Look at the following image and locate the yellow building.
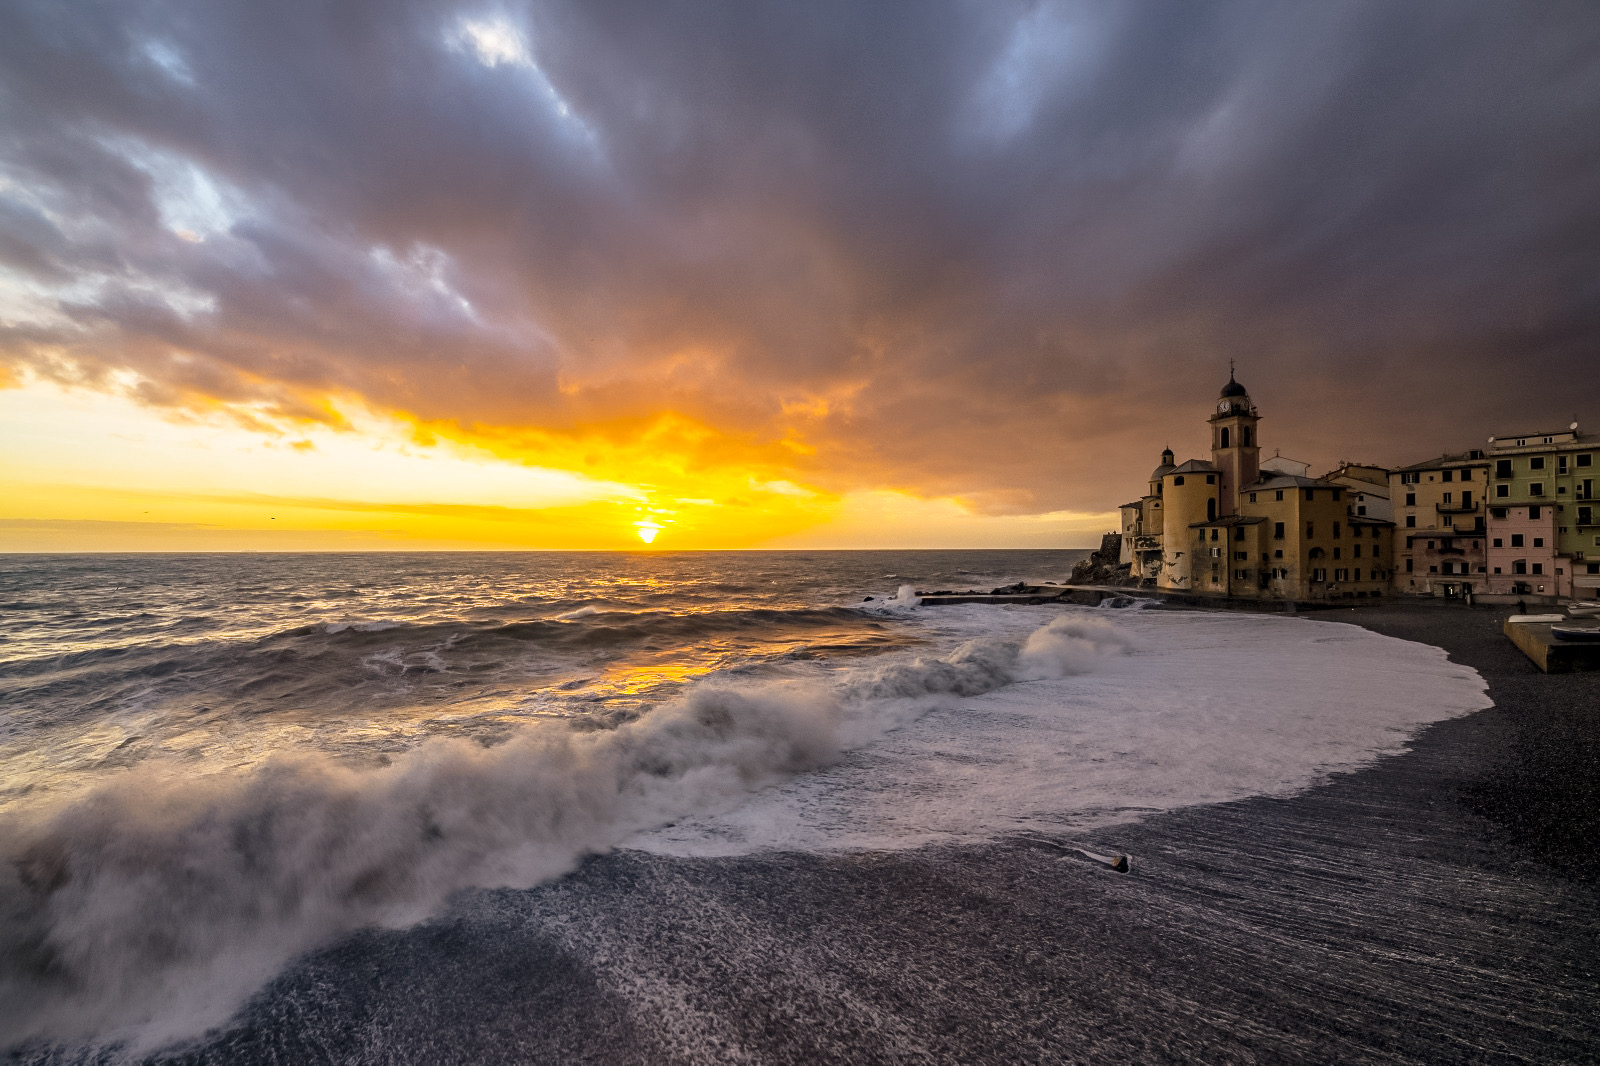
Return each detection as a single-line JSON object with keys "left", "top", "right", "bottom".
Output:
{"left": 1121, "top": 375, "right": 1395, "bottom": 601}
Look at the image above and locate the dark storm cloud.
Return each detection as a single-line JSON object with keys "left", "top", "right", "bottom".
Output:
{"left": 2, "top": 0, "right": 1599, "bottom": 509}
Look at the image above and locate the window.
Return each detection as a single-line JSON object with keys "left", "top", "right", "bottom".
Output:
{"left": 1173, "top": 476, "right": 1184, "bottom": 486}
{"left": 1335, "top": 568, "right": 1349, "bottom": 581}
{"left": 1533, "top": 538, "right": 1543, "bottom": 548}
{"left": 1497, "top": 485, "right": 1509, "bottom": 498}
{"left": 1235, "top": 551, "right": 1247, "bottom": 560}
{"left": 1304, "top": 489, "right": 1316, "bottom": 501}
{"left": 1234, "top": 526, "right": 1245, "bottom": 541}
{"left": 1427, "top": 540, "right": 1435, "bottom": 549}
{"left": 1493, "top": 567, "right": 1501, "bottom": 574}
{"left": 1333, "top": 522, "right": 1341, "bottom": 538}
{"left": 1242, "top": 426, "right": 1252, "bottom": 446}
{"left": 1405, "top": 558, "right": 1413, "bottom": 573}
{"left": 1333, "top": 547, "right": 1341, "bottom": 560}
{"left": 1358, "top": 506, "right": 1367, "bottom": 515}
{"left": 1496, "top": 459, "right": 1512, "bottom": 478}
{"left": 1275, "top": 490, "right": 1284, "bottom": 501}
{"left": 1581, "top": 507, "right": 1593, "bottom": 525}
{"left": 1493, "top": 538, "right": 1503, "bottom": 548}
{"left": 1530, "top": 456, "right": 1545, "bottom": 470}
{"left": 1530, "top": 506, "right": 1541, "bottom": 520}
{"left": 1274, "top": 549, "right": 1283, "bottom": 559}
{"left": 1532, "top": 563, "right": 1544, "bottom": 575}
{"left": 1559, "top": 456, "right": 1569, "bottom": 474}
{"left": 1443, "top": 493, "right": 1452, "bottom": 504}
{"left": 1460, "top": 469, "right": 1472, "bottom": 481}
{"left": 1530, "top": 483, "right": 1545, "bottom": 496}
{"left": 1513, "top": 560, "right": 1527, "bottom": 574}
{"left": 1589, "top": 563, "right": 1599, "bottom": 575}
{"left": 1206, "top": 475, "right": 1215, "bottom": 484}
{"left": 1579, "top": 454, "right": 1593, "bottom": 467}
{"left": 1273, "top": 522, "right": 1285, "bottom": 539}
{"left": 1406, "top": 493, "right": 1416, "bottom": 506}
{"left": 1219, "top": 428, "right": 1230, "bottom": 448}
{"left": 1354, "top": 569, "right": 1362, "bottom": 581}
{"left": 1333, "top": 489, "right": 1342, "bottom": 501}
{"left": 1429, "top": 565, "right": 1438, "bottom": 573}
{"left": 1306, "top": 523, "right": 1315, "bottom": 537}
{"left": 1249, "top": 493, "right": 1257, "bottom": 503}
{"left": 1511, "top": 534, "right": 1524, "bottom": 547}
{"left": 1492, "top": 507, "right": 1508, "bottom": 519}
{"left": 1442, "top": 469, "right": 1453, "bottom": 482}
{"left": 1354, "top": 544, "right": 1362, "bottom": 558}
{"left": 1406, "top": 515, "right": 1416, "bottom": 527}
{"left": 1210, "top": 528, "right": 1219, "bottom": 541}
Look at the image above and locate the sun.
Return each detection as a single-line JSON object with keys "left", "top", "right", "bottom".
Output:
{"left": 635, "top": 521, "right": 662, "bottom": 544}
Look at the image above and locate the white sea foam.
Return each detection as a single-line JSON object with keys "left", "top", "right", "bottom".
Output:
{"left": 0, "top": 607, "right": 1489, "bottom": 1051}
{"left": 0, "top": 611, "right": 1123, "bottom": 1050}
{"left": 629, "top": 609, "right": 1490, "bottom": 856}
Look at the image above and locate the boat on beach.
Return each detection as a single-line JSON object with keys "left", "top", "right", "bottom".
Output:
{"left": 1550, "top": 624, "right": 1600, "bottom": 642}
{"left": 1564, "top": 601, "right": 1600, "bottom": 618}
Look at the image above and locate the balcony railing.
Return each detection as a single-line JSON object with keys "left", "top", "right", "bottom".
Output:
{"left": 1435, "top": 502, "right": 1481, "bottom": 514}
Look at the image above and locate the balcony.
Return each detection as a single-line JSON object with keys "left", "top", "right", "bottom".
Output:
{"left": 1435, "top": 502, "right": 1481, "bottom": 514}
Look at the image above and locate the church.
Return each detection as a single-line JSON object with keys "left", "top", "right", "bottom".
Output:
{"left": 1119, "top": 375, "right": 1395, "bottom": 601}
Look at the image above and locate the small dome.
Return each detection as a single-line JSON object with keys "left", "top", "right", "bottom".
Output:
{"left": 1150, "top": 448, "right": 1177, "bottom": 481}
{"left": 1220, "top": 375, "right": 1248, "bottom": 398}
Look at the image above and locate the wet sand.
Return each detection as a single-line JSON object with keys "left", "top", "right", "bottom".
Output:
{"left": 50, "top": 602, "right": 1600, "bottom": 1064}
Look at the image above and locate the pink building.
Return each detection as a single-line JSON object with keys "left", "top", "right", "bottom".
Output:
{"left": 1485, "top": 503, "right": 1565, "bottom": 599}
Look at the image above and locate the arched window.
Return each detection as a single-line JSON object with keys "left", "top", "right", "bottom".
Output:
{"left": 1220, "top": 427, "right": 1230, "bottom": 449}
{"left": 1309, "top": 547, "right": 1325, "bottom": 560}
{"left": 1242, "top": 426, "right": 1252, "bottom": 447}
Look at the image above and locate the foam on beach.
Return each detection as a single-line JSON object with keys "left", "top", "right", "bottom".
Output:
{"left": 629, "top": 609, "right": 1492, "bottom": 855}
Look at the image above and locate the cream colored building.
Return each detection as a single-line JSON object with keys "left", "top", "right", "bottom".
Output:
{"left": 1121, "top": 376, "right": 1395, "bottom": 601}
{"left": 1389, "top": 451, "right": 1489, "bottom": 598}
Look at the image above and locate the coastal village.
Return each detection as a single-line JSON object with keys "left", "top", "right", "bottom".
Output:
{"left": 1114, "top": 374, "right": 1598, "bottom": 607}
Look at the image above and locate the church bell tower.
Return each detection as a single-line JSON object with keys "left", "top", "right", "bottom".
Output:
{"left": 1209, "top": 368, "right": 1260, "bottom": 517}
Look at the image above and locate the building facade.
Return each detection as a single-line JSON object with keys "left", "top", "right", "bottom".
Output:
{"left": 1484, "top": 426, "right": 1598, "bottom": 600}
{"left": 1323, "top": 462, "right": 1393, "bottom": 521}
{"left": 1389, "top": 451, "right": 1489, "bottom": 598}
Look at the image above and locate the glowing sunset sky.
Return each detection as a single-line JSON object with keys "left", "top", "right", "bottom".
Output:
{"left": 3, "top": 1, "right": 1598, "bottom": 550}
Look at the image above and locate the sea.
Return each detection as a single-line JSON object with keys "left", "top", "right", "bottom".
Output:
{"left": 0, "top": 550, "right": 1491, "bottom": 1057}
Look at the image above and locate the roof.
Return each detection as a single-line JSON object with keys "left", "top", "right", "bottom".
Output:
{"left": 1168, "top": 459, "right": 1218, "bottom": 475}
{"left": 1189, "top": 515, "right": 1266, "bottom": 528}
{"left": 1394, "top": 452, "right": 1490, "bottom": 473}
{"left": 1248, "top": 474, "right": 1332, "bottom": 491}
{"left": 1489, "top": 427, "right": 1580, "bottom": 441}
{"left": 1349, "top": 516, "right": 1396, "bottom": 527}
{"left": 1220, "top": 374, "right": 1248, "bottom": 398}
{"left": 1119, "top": 500, "right": 1144, "bottom": 510}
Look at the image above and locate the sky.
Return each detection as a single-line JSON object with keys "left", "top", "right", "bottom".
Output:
{"left": 2, "top": 0, "right": 1599, "bottom": 551}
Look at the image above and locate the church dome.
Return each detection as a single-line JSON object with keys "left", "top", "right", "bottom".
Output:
{"left": 1220, "top": 375, "right": 1248, "bottom": 398}
{"left": 1150, "top": 447, "right": 1177, "bottom": 481}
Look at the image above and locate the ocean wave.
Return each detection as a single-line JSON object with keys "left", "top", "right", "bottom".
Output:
{"left": 0, "top": 613, "right": 1130, "bottom": 1052}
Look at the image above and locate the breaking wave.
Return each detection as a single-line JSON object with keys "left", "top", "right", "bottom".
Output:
{"left": 0, "top": 615, "right": 1132, "bottom": 1051}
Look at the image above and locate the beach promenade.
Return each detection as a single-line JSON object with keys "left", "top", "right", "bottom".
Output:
{"left": 137, "top": 602, "right": 1600, "bottom": 1065}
